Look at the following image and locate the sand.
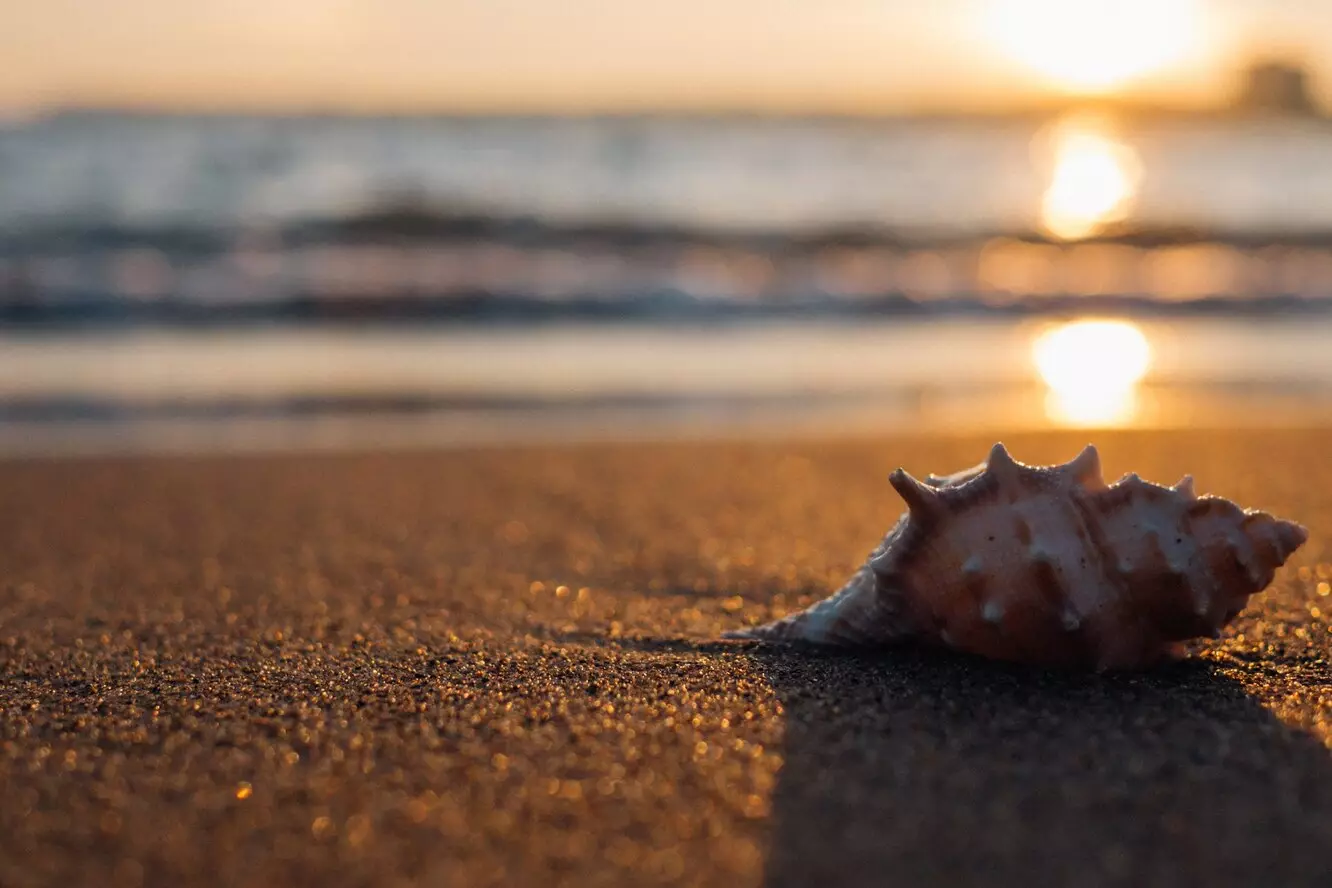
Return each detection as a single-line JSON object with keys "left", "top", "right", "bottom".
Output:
{"left": 1, "top": 428, "right": 1330, "bottom": 887}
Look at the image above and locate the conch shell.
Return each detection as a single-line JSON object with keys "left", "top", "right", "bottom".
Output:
{"left": 725, "top": 443, "right": 1307, "bottom": 670}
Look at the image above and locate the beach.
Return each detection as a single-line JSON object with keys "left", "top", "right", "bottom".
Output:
{"left": 2, "top": 427, "right": 1330, "bottom": 887}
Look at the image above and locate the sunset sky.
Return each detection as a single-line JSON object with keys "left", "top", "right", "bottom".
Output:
{"left": 3, "top": 1, "right": 1332, "bottom": 113}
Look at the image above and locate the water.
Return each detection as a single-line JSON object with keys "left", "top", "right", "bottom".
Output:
{"left": 4, "top": 112, "right": 1332, "bottom": 453}
{"left": 5, "top": 112, "right": 1332, "bottom": 236}
{"left": 5, "top": 112, "right": 1332, "bottom": 320}
{"left": 5, "top": 316, "right": 1332, "bottom": 455}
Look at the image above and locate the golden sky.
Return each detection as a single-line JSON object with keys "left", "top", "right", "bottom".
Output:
{"left": 2, "top": 0, "right": 1330, "bottom": 112}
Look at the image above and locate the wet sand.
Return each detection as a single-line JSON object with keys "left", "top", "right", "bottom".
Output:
{"left": 2, "top": 429, "right": 1331, "bottom": 887}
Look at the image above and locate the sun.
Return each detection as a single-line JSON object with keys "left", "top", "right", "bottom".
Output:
{"left": 983, "top": 0, "right": 1203, "bottom": 93}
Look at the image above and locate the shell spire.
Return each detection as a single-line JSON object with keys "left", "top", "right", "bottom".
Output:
{"left": 985, "top": 441, "right": 1023, "bottom": 487}
{"left": 1065, "top": 444, "right": 1104, "bottom": 489}
{"left": 888, "top": 468, "right": 945, "bottom": 520}
{"left": 724, "top": 444, "right": 1307, "bottom": 670}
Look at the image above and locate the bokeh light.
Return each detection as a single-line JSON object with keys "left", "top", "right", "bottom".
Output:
{"left": 1033, "top": 319, "right": 1152, "bottom": 426}
{"left": 1039, "top": 116, "right": 1142, "bottom": 240}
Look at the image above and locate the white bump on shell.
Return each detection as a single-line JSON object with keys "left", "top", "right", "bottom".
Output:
{"left": 1028, "top": 544, "right": 1054, "bottom": 563}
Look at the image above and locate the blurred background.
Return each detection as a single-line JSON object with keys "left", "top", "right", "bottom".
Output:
{"left": 4, "top": 0, "right": 1332, "bottom": 454}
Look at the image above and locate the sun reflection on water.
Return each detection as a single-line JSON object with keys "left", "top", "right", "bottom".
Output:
{"left": 1033, "top": 319, "right": 1151, "bottom": 426}
{"left": 1039, "top": 117, "right": 1141, "bottom": 241}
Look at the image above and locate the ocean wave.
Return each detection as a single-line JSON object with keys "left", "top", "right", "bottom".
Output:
{"left": 4, "top": 208, "right": 1332, "bottom": 327}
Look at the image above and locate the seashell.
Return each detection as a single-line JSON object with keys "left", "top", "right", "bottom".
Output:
{"left": 724, "top": 443, "right": 1308, "bottom": 670}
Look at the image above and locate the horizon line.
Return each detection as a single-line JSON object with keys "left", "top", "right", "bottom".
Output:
{"left": 12, "top": 91, "right": 1327, "bottom": 121}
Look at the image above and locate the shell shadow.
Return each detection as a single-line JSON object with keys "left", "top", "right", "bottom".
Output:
{"left": 747, "top": 646, "right": 1332, "bottom": 888}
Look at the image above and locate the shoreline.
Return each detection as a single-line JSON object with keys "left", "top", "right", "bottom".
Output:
{"left": 5, "top": 383, "right": 1332, "bottom": 459}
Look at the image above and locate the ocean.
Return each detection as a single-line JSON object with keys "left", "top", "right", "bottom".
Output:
{"left": 3, "top": 111, "right": 1332, "bottom": 453}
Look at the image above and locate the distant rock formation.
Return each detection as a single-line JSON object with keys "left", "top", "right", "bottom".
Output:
{"left": 1236, "top": 60, "right": 1320, "bottom": 116}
